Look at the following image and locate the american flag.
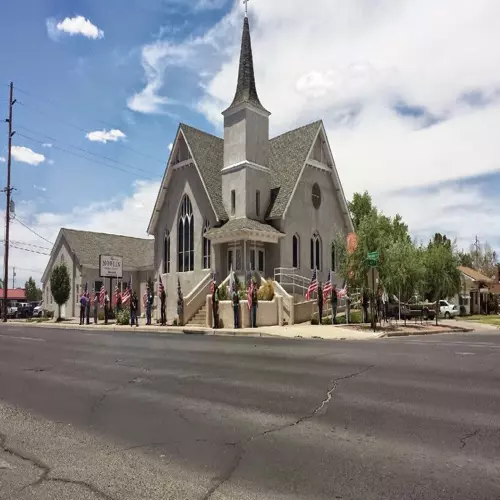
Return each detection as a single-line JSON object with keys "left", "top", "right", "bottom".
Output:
{"left": 209, "top": 272, "right": 216, "bottom": 294}
{"left": 337, "top": 281, "right": 348, "bottom": 299}
{"left": 158, "top": 275, "right": 164, "bottom": 295}
{"left": 323, "top": 270, "right": 332, "bottom": 300}
{"left": 247, "top": 270, "right": 254, "bottom": 311}
{"left": 305, "top": 268, "right": 318, "bottom": 301}
{"left": 90, "top": 288, "right": 95, "bottom": 306}
{"left": 122, "top": 279, "right": 131, "bottom": 305}
{"left": 99, "top": 285, "right": 105, "bottom": 306}
{"left": 143, "top": 289, "right": 148, "bottom": 308}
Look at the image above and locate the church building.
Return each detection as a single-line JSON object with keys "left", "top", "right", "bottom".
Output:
{"left": 148, "top": 12, "right": 353, "bottom": 322}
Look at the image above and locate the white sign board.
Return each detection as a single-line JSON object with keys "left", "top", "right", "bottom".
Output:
{"left": 99, "top": 255, "right": 123, "bottom": 278}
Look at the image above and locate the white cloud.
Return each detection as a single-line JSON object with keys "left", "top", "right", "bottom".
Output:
{"left": 33, "top": 185, "right": 47, "bottom": 192}
{"left": 85, "top": 129, "right": 126, "bottom": 144}
{"left": 42, "top": 143, "right": 52, "bottom": 148}
{"left": 11, "top": 146, "right": 45, "bottom": 166}
{"left": 48, "top": 15, "right": 104, "bottom": 40}
{"left": 168, "top": 143, "right": 173, "bottom": 151}
{"left": 0, "top": 157, "right": 5, "bottom": 163}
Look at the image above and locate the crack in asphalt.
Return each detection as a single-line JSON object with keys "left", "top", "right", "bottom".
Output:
{"left": 1, "top": 431, "right": 114, "bottom": 498}
{"left": 201, "top": 365, "right": 376, "bottom": 500}
{"left": 91, "top": 376, "right": 147, "bottom": 414}
{"left": 460, "top": 429, "right": 480, "bottom": 449}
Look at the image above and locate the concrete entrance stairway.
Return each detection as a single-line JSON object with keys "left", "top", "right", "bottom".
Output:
{"left": 186, "top": 304, "right": 207, "bottom": 327}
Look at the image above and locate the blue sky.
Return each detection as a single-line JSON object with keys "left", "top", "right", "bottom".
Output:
{"left": 1, "top": 0, "right": 499, "bottom": 285}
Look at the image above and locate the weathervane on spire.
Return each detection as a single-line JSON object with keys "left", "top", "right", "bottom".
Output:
{"left": 243, "top": 0, "right": 249, "bottom": 17}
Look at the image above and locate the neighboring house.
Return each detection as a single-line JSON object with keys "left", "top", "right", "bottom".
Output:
{"left": 148, "top": 14, "right": 353, "bottom": 322}
{"left": 41, "top": 229, "right": 154, "bottom": 318}
{"left": 455, "top": 266, "right": 496, "bottom": 315}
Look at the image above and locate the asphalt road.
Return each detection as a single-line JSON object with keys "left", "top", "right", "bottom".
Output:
{"left": 1, "top": 325, "right": 500, "bottom": 500}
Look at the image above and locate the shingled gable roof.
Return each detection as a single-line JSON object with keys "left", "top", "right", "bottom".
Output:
{"left": 60, "top": 229, "right": 154, "bottom": 270}
{"left": 149, "top": 120, "right": 324, "bottom": 234}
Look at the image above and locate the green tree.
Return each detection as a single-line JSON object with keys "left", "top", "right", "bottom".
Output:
{"left": 50, "top": 264, "right": 71, "bottom": 321}
{"left": 25, "top": 276, "right": 42, "bottom": 301}
{"left": 424, "top": 240, "right": 461, "bottom": 325}
{"left": 348, "top": 191, "right": 374, "bottom": 230}
{"left": 384, "top": 239, "right": 424, "bottom": 325}
{"left": 458, "top": 251, "right": 474, "bottom": 268}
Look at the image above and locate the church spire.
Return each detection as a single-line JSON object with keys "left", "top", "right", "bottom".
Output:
{"left": 224, "top": 15, "right": 269, "bottom": 115}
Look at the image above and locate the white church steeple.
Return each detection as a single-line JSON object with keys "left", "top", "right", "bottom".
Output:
{"left": 221, "top": 12, "right": 271, "bottom": 221}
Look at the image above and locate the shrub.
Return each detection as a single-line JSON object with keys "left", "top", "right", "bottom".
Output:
{"left": 98, "top": 311, "right": 104, "bottom": 321}
{"left": 459, "top": 305, "right": 467, "bottom": 316}
{"left": 218, "top": 285, "right": 228, "bottom": 301}
{"left": 117, "top": 309, "right": 130, "bottom": 325}
{"left": 44, "top": 310, "right": 54, "bottom": 319}
{"left": 257, "top": 279, "right": 275, "bottom": 301}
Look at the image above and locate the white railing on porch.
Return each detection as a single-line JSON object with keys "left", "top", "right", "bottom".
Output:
{"left": 274, "top": 268, "right": 310, "bottom": 298}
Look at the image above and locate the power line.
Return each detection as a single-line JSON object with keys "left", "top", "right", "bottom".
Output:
{"left": 16, "top": 125, "right": 162, "bottom": 178}
{"left": 10, "top": 240, "right": 51, "bottom": 251}
{"left": 16, "top": 132, "right": 162, "bottom": 180}
{"left": 14, "top": 89, "right": 167, "bottom": 163}
{"left": 0, "top": 240, "right": 50, "bottom": 256}
{"left": 11, "top": 216, "right": 54, "bottom": 245}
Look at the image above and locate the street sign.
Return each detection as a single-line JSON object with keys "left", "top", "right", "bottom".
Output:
{"left": 367, "top": 251, "right": 379, "bottom": 267}
{"left": 99, "top": 255, "right": 123, "bottom": 278}
{"left": 367, "top": 267, "right": 379, "bottom": 291}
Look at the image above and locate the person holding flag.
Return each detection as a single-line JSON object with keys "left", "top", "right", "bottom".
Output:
{"left": 115, "top": 284, "right": 122, "bottom": 312}
{"left": 317, "top": 280, "right": 324, "bottom": 325}
{"left": 93, "top": 288, "right": 99, "bottom": 324}
{"left": 305, "top": 269, "right": 318, "bottom": 301}
{"left": 121, "top": 278, "right": 131, "bottom": 306}
{"left": 84, "top": 282, "right": 90, "bottom": 325}
{"left": 130, "top": 291, "right": 139, "bottom": 327}
{"left": 330, "top": 283, "right": 338, "bottom": 324}
{"left": 248, "top": 275, "right": 258, "bottom": 328}
{"left": 144, "top": 284, "right": 153, "bottom": 325}
{"left": 159, "top": 276, "right": 167, "bottom": 326}
{"left": 212, "top": 280, "right": 220, "bottom": 329}
{"left": 79, "top": 287, "right": 87, "bottom": 325}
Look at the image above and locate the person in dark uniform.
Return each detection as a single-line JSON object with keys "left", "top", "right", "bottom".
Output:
{"left": 317, "top": 281, "right": 324, "bottom": 325}
{"left": 145, "top": 286, "right": 153, "bottom": 325}
{"left": 160, "top": 287, "right": 167, "bottom": 326}
{"left": 331, "top": 283, "right": 338, "bottom": 324}
{"left": 250, "top": 279, "right": 258, "bottom": 328}
{"left": 104, "top": 290, "right": 110, "bottom": 325}
{"left": 79, "top": 293, "right": 87, "bottom": 325}
{"left": 212, "top": 282, "right": 219, "bottom": 329}
{"left": 232, "top": 283, "right": 240, "bottom": 328}
{"left": 130, "top": 291, "right": 139, "bottom": 327}
{"left": 93, "top": 291, "right": 98, "bottom": 324}
{"left": 85, "top": 292, "right": 90, "bottom": 325}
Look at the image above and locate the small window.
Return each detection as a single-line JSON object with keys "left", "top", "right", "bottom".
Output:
{"left": 250, "top": 249, "right": 256, "bottom": 270}
{"left": 163, "top": 230, "right": 171, "bottom": 274}
{"left": 202, "top": 220, "right": 211, "bottom": 269}
{"left": 228, "top": 250, "right": 233, "bottom": 273}
{"left": 94, "top": 281, "right": 103, "bottom": 294}
{"left": 258, "top": 250, "right": 264, "bottom": 273}
{"left": 311, "top": 232, "right": 322, "bottom": 270}
{"left": 312, "top": 183, "right": 321, "bottom": 209}
{"left": 231, "top": 190, "right": 236, "bottom": 216}
{"left": 256, "top": 190, "right": 260, "bottom": 217}
{"left": 292, "top": 235, "right": 300, "bottom": 268}
{"left": 60, "top": 254, "right": 65, "bottom": 263}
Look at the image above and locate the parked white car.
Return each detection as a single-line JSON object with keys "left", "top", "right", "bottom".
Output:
{"left": 439, "top": 300, "right": 459, "bottom": 319}
{"left": 33, "top": 302, "right": 43, "bottom": 317}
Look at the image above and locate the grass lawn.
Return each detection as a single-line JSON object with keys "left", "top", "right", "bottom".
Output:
{"left": 462, "top": 315, "right": 500, "bottom": 326}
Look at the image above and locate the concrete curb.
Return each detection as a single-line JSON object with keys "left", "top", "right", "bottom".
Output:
{"left": 380, "top": 327, "right": 474, "bottom": 338}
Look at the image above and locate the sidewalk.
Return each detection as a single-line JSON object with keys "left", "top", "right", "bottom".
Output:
{"left": 5, "top": 317, "right": 484, "bottom": 340}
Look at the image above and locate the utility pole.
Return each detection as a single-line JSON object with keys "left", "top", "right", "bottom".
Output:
{"left": 12, "top": 267, "right": 15, "bottom": 289}
{"left": 3, "top": 82, "right": 16, "bottom": 322}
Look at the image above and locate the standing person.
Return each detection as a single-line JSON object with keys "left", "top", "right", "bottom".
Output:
{"left": 145, "top": 285, "right": 153, "bottom": 325}
{"left": 85, "top": 292, "right": 90, "bottom": 325}
{"left": 93, "top": 290, "right": 99, "bottom": 324}
{"left": 160, "top": 286, "right": 166, "bottom": 326}
{"left": 79, "top": 293, "right": 87, "bottom": 325}
{"left": 212, "top": 282, "right": 219, "bottom": 329}
{"left": 331, "top": 283, "right": 338, "bottom": 324}
{"left": 317, "top": 281, "right": 324, "bottom": 325}
{"left": 104, "top": 290, "right": 110, "bottom": 325}
{"left": 232, "top": 283, "right": 240, "bottom": 329}
{"left": 250, "top": 279, "right": 258, "bottom": 328}
{"left": 130, "top": 291, "right": 139, "bottom": 327}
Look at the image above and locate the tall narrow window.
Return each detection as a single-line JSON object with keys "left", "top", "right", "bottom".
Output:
{"left": 202, "top": 220, "right": 211, "bottom": 269}
{"left": 163, "top": 230, "right": 171, "bottom": 274}
{"left": 258, "top": 250, "right": 264, "bottom": 273}
{"left": 292, "top": 235, "right": 300, "bottom": 268}
{"left": 177, "top": 195, "right": 194, "bottom": 272}
{"left": 256, "top": 190, "right": 260, "bottom": 217}
{"left": 231, "top": 190, "right": 236, "bottom": 216}
{"left": 310, "top": 232, "right": 322, "bottom": 271}
{"left": 250, "top": 249, "right": 256, "bottom": 270}
{"left": 331, "top": 243, "right": 336, "bottom": 272}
